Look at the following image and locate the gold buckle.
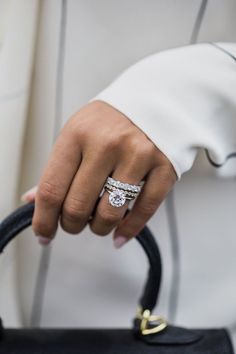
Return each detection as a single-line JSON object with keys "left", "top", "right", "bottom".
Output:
{"left": 136, "top": 307, "right": 168, "bottom": 336}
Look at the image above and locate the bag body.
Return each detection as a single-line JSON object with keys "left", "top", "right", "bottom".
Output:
{"left": 0, "top": 203, "right": 234, "bottom": 354}
{"left": 0, "top": 329, "right": 233, "bottom": 354}
{"left": 0, "top": 327, "right": 233, "bottom": 354}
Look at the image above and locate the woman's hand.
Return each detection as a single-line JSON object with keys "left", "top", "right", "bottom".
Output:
{"left": 22, "top": 101, "right": 177, "bottom": 247}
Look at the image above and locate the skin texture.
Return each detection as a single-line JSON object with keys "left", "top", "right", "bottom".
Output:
{"left": 22, "top": 101, "right": 177, "bottom": 247}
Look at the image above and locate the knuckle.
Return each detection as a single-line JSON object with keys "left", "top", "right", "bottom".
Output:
{"left": 159, "top": 164, "right": 176, "bottom": 185}
{"left": 38, "top": 182, "right": 63, "bottom": 205}
{"left": 99, "top": 137, "right": 120, "bottom": 153}
{"left": 60, "top": 218, "right": 86, "bottom": 234}
{"left": 67, "top": 114, "right": 89, "bottom": 141}
{"left": 97, "top": 208, "right": 120, "bottom": 226}
{"left": 33, "top": 220, "right": 55, "bottom": 238}
{"left": 63, "top": 198, "right": 88, "bottom": 221}
{"left": 89, "top": 223, "right": 110, "bottom": 236}
{"left": 130, "top": 140, "right": 155, "bottom": 162}
{"left": 166, "top": 164, "right": 178, "bottom": 184}
{"left": 137, "top": 200, "right": 158, "bottom": 216}
{"left": 128, "top": 137, "right": 142, "bottom": 153}
{"left": 72, "top": 121, "right": 88, "bottom": 141}
{"left": 141, "top": 143, "right": 157, "bottom": 160}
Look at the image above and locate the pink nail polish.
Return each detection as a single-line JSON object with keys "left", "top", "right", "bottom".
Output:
{"left": 21, "top": 186, "right": 38, "bottom": 202}
{"left": 37, "top": 236, "right": 51, "bottom": 246}
{"left": 113, "top": 235, "right": 128, "bottom": 249}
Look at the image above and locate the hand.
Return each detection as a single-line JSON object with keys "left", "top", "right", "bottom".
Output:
{"left": 21, "top": 101, "right": 177, "bottom": 247}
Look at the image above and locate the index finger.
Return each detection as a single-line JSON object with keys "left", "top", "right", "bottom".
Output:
{"left": 32, "top": 124, "right": 82, "bottom": 240}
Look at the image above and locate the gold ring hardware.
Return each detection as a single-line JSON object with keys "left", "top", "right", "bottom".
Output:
{"left": 136, "top": 307, "right": 168, "bottom": 336}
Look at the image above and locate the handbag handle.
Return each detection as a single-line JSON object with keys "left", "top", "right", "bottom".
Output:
{"left": 0, "top": 202, "right": 164, "bottom": 335}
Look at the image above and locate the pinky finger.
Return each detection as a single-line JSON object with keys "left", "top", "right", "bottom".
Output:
{"left": 113, "top": 165, "right": 176, "bottom": 248}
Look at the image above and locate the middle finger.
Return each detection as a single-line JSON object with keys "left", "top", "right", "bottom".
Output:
{"left": 60, "top": 154, "right": 113, "bottom": 234}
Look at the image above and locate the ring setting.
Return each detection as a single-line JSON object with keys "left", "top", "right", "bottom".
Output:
{"left": 104, "top": 177, "right": 143, "bottom": 208}
{"left": 108, "top": 189, "right": 127, "bottom": 207}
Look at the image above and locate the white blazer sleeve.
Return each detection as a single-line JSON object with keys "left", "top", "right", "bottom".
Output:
{"left": 91, "top": 43, "right": 236, "bottom": 180}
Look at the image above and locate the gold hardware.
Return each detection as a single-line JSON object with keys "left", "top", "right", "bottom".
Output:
{"left": 136, "top": 306, "right": 168, "bottom": 336}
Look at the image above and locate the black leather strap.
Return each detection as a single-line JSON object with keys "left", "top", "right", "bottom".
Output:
{"left": 0, "top": 203, "right": 34, "bottom": 251}
{"left": 136, "top": 227, "right": 161, "bottom": 312}
{"left": 0, "top": 202, "right": 162, "bottom": 318}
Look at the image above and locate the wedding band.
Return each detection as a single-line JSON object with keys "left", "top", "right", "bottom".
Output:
{"left": 104, "top": 177, "right": 143, "bottom": 208}
{"left": 106, "top": 177, "right": 143, "bottom": 193}
{"left": 104, "top": 184, "right": 138, "bottom": 199}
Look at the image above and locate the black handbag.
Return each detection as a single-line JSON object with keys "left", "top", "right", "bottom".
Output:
{"left": 0, "top": 202, "right": 234, "bottom": 353}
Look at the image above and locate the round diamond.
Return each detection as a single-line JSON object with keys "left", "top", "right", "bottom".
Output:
{"left": 108, "top": 189, "right": 126, "bottom": 207}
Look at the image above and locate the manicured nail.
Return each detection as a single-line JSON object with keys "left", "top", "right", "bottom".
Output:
{"left": 37, "top": 236, "right": 51, "bottom": 246}
{"left": 113, "top": 235, "right": 128, "bottom": 249}
{"left": 21, "top": 186, "right": 38, "bottom": 202}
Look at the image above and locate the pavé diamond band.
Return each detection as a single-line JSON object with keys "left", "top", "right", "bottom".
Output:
{"left": 104, "top": 177, "right": 143, "bottom": 207}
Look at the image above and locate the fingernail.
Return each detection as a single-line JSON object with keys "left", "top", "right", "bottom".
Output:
{"left": 113, "top": 235, "right": 128, "bottom": 249}
{"left": 37, "top": 236, "right": 51, "bottom": 246}
{"left": 21, "top": 186, "right": 38, "bottom": 202}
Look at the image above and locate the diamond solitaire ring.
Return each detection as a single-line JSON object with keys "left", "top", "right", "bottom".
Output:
{"left": 104, "top": 177, "right": 143, "bottom": 208}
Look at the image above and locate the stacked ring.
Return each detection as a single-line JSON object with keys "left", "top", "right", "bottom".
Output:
{"left": 104, "top": 177, "right": 143, "bottom": 208}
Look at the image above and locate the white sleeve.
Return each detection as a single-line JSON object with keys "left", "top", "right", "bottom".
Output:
{"left": 91, "top": 43, "right": 236, "bottom": 180}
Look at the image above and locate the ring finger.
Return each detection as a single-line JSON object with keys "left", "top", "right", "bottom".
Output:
{"left": 89, "top": 162, "right": 147, "bottom": 236}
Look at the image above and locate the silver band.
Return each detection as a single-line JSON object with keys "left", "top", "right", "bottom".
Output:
{"left": 104, "top": 176, "right": 143, "bottom": 207}
{"left": 106, "top": 176, "right": 142, "bottom": 193}
{"left": 104, "top": 184, "right": 138, "bottom": 199}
